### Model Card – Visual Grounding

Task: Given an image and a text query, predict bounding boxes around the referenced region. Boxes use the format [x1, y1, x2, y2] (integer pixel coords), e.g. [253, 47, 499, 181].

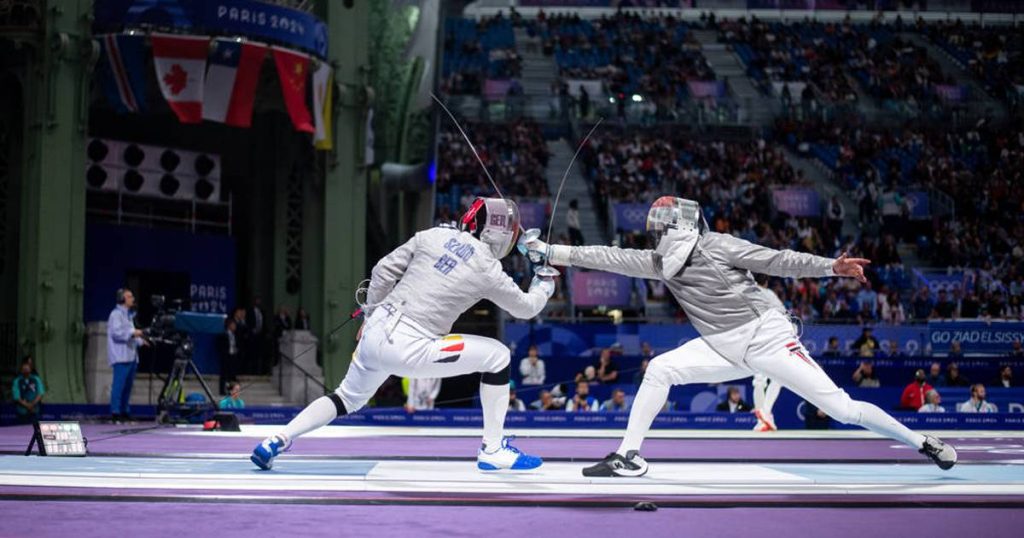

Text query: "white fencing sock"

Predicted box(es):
[763, 378, 782, 412]
[855, 401, 926, 449]
[280, 395, 340, 441]
[617, 382, 669, 456]
[479, 382, 510, 452]
[752, 376, 766, 409]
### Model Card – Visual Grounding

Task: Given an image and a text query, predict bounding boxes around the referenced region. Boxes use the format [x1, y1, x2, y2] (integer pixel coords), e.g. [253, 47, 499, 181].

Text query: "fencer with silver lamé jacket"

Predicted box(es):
[365, 226, 550, 336]
[563, 232, 834, 338]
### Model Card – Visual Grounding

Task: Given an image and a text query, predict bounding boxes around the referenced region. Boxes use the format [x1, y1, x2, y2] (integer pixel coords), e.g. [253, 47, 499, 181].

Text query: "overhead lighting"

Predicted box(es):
[195, 178, 215, 200]
[87, 139, 109, 162]
[159, 174, 180, 196]
[123, 144, 144, 167]
[87, 165, 108, 188]
[123, 170, 144, 192]
[632, 94, 643, 103]
[194, 154, 215, 177]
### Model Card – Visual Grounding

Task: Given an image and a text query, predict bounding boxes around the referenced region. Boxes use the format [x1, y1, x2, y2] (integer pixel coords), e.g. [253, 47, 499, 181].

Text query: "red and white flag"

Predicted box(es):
[203, 38, 267, 127]
[272, 46, 314, 133]
[151, 33, 210, 124]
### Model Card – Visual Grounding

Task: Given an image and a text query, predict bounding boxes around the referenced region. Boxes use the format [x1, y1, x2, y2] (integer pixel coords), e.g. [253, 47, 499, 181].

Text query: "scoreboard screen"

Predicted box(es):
[37, 422, 87, 456]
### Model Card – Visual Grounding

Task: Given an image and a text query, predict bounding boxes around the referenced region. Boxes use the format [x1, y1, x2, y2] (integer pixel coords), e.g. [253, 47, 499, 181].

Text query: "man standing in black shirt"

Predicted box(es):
[960, 290, 982, 318]
[932, 289, 956, 319]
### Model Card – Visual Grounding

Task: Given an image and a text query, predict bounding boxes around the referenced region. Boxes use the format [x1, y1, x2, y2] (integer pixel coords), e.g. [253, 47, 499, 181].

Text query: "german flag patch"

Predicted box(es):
[436, 335, 464, 363]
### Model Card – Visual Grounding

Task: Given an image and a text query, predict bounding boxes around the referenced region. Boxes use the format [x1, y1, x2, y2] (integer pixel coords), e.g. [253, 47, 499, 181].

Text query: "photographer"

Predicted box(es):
[107, 288, 148, 423]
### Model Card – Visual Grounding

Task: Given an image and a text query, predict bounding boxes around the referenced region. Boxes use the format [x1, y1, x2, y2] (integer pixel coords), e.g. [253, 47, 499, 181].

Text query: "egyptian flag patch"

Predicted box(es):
[786, 341, 816, 368]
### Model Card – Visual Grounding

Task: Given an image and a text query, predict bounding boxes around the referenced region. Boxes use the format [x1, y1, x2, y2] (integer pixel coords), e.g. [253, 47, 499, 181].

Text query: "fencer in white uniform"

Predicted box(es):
[526, 196, 957, 476]
[252, 197, 554, 471]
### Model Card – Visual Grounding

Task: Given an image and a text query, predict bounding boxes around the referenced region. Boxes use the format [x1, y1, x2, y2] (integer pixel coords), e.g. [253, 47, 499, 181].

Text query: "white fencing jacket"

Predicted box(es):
[366, 226, 551, 337]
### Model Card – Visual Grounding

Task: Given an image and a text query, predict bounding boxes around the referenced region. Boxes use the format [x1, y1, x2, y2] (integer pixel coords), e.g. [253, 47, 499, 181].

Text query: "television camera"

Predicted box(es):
[146, 295, 218, 424]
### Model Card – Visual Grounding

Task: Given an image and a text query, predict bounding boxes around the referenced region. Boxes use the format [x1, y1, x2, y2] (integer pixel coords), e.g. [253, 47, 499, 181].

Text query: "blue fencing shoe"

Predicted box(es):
[477, 436, 543, 471]
[251, 434, 291, 470]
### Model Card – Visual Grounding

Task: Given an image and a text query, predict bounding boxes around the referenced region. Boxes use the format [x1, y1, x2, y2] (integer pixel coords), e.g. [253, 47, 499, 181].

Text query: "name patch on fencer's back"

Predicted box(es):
[443, 238, 475, 262]
[434, 237, 476, 276]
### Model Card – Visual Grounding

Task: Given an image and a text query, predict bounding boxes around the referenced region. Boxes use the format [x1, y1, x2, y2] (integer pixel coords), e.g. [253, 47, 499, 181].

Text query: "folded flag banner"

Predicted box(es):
[204, 38, 267, 127]
[98, 33, 148, 114]
[151, 33, 210, 124]
[312, 61, 333, 149]
[272, 46, 314, 133]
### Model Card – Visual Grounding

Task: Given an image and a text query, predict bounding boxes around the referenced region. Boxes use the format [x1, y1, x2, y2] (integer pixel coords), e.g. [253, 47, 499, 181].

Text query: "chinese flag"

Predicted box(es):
[272, 47, 314, 133]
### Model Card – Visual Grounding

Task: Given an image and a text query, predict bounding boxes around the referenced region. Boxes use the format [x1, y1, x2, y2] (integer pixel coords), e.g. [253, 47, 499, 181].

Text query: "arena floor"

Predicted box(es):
[1, 424, 1023, 537]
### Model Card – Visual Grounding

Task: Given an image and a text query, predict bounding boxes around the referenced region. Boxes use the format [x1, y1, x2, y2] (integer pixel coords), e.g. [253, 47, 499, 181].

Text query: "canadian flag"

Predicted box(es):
[151, 33, 210, 123]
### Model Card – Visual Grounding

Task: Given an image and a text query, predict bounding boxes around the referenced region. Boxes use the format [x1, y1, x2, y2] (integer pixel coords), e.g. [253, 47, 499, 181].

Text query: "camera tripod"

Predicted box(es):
[155, 336, 218, 424]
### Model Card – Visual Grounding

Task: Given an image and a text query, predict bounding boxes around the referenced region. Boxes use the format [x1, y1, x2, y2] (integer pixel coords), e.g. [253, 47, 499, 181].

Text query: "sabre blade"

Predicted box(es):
[539, 118, 603, 274]
[430, 92, 504, 199]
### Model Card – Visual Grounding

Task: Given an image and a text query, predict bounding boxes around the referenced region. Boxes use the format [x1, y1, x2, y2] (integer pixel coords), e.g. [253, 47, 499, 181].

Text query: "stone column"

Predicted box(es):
[83, 322, 112, 405]
[275, 330, 325, 406]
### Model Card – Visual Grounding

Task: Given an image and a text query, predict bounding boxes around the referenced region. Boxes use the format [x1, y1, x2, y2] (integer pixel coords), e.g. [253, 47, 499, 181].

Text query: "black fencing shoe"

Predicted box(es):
[920, 436, 957, 470]
[582, 451, 649, 477]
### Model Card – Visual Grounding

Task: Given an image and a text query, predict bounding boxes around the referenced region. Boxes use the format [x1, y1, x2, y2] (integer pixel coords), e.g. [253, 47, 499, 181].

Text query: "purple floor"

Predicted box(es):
[3, 424, 1021, 537]
[1, 501, 1020, 538]
[1, 424, 1018, 462]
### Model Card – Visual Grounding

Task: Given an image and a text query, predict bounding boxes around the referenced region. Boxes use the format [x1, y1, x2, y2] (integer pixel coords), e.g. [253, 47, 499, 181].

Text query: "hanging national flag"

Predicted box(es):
[311, 61, 333, 149]
[203, 38, 267, 127]
[98, 33, 148, 114]
[151, 33, 210, 124]
[272, 46, 314, 133]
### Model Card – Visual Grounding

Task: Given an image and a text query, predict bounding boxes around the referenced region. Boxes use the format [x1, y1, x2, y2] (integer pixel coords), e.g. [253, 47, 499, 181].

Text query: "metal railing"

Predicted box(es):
[439, 93, 750, 127]
[86, 190, 233, 235]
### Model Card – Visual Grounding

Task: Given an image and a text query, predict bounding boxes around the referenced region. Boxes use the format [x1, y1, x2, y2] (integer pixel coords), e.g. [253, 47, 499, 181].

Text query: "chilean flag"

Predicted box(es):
[151, 33, 210, 124]
[203, 39, 266, 127]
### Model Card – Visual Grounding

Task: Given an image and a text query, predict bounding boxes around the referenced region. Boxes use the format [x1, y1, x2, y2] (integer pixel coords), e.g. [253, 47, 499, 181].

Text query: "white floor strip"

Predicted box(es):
[2, 457, 1022, 498]
[174, 424, 1024, 440]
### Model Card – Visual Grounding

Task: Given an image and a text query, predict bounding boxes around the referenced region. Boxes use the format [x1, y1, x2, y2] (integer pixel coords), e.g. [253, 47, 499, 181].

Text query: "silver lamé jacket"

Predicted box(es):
[554, 232, 835, 338]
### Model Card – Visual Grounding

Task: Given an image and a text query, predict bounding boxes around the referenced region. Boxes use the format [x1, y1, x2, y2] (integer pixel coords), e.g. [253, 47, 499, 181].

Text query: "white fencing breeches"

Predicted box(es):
[619, 310, 924, 454]
[336, 309, 511, 413]
[279, 309, 513, 447]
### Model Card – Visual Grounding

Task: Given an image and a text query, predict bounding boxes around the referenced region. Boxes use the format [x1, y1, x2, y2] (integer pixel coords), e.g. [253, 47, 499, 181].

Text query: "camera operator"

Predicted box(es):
[107, 288, 149, 423]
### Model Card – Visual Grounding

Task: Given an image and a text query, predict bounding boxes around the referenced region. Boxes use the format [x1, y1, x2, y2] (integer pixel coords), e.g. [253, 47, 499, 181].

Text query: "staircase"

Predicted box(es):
[692, 29, 775, 127]
[514, 27, 559, 120]
[544, 139, 607, 245]
[849, 80, 889, 124]
[783, 148, 858, 240]
[785, 147, 927, 269]
[130, 374, 290, 406]
[902, 32, 1007, 119]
